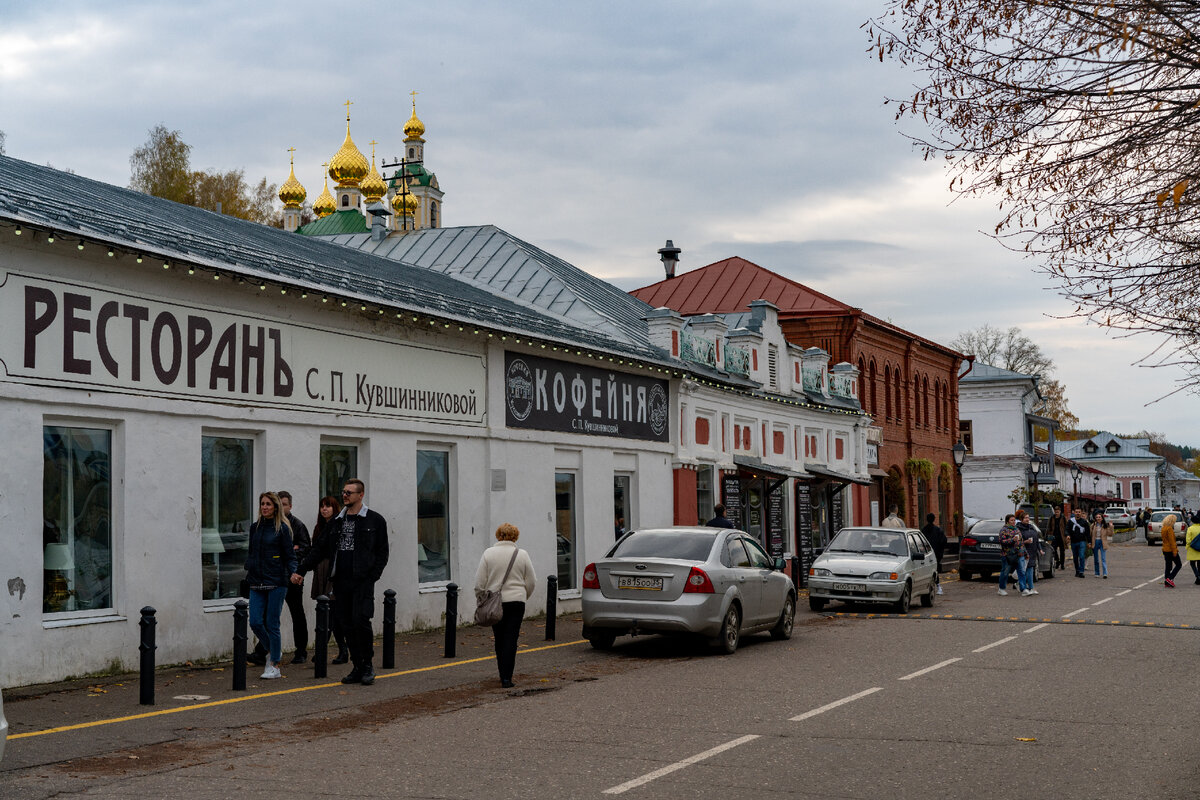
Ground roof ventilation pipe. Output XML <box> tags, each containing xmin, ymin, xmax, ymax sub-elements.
<box><xmin>658</xmin><ymin>239</ymin><xmax>681</xmax><ymax>280</ymax></box>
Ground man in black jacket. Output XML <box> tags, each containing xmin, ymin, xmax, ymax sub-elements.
<box><xmin>921</xmin><ymin>513</ymin><xmax>946</xmax><ymax>596</ymax></box>
<box><xmin>1067</xmin><ymin>507</ymin><xmax>1091</xmax><ymax>577</ymax></box>
<box><xmin>1047</xmin><ymin>506</ymin><xmax>1068</xmax><ymax>570</ymax></box>
<box><xmin>292</xmin><ymin>479</ymin><xmax>389</xmax><ymax>685</ymax></box>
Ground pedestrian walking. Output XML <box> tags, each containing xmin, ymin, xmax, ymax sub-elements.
<box><xmin>309</xmin><ymin>495</ymin><xmax>349</xmax><ymax>664</ymax></box>
<box><xmin>921</xmin><ymin>513</ymin><xmax>946</xmax><ymax>595</ymax></box>
<box><xmin>1135</xmin><ymin>508</ymin><xmax>1148</xmax><ymax>540</ymax></box>
<box><xmin>998</xmin><ymin>514</ymin><xmax>1028</xmax><ymax>596</ymax></box>
<box><xmin>249</xmin><ymin>491</ymin><xmax>311</xmax><ymax>667</ymax></box>
<box><xmin>1091</xmin><ymin>511</ymin><xmax>1113</xmax><ymax>578</ymax></box>
<box><xmin>1162</xmin><ymin>513</ymin><xmax>1182</xmax><ymax>587</ymax></box>
<box><xmin>1015</xmin><ymin>510</ymin><xmax>1040</xmax><ymax>595</ymax></box>
<box><xmin>474</xmin><ymin>523</ymin><xmax>537</xmax><ymax>688</ymax></box>
<box><xmin>1185</xmin><ymin>512</ymin><xmax>1200</xmax><ymax>585</ymax></box>
<box><xmin>881</xmin><ymin>505</ymin><xmax>905</xmax><ymax>529</ymax></box>
<box><xmin>245</xmin><ymin>491</ymin><xmax>296</xmax><ymax>680</ymax></box>
<box><xmin>292</xmin><ymin>479</ymin><xmax>389</xmax><ymax>686</ymax></box>
<box><xmin>1068</xmin><ymin>508</ymin><xmax>1090</xmax><ymax>578</ymax></box>
<box><xmin>1047</xmin><ymin>506</ymin><xmax>1068</xmax><ymax>570</ymax></box>
<box><xmin>705</xmin><ymin>504</ymin><xmax>736</xmax><ymax>529</ymax></box>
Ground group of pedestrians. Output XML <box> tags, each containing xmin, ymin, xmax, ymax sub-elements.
<box><xmin>243</xmin><ymin>478</ymin><xmax>536</xmax><ymax>689</ymax></box>
<box><xmin>996</xmin><ymin>506</ymin><xmax>1116</xmax><ymax>598</ymax></box>
<box><xmin>997</xmin><ymin>511</ymin><xmax>1042</xmax><ymax>596</ymax></box>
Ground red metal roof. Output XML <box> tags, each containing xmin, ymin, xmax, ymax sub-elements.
<box><xmin>630</xmin><ymin>257</ymin><xmax>850</xmax><ymax>315</ymax></box>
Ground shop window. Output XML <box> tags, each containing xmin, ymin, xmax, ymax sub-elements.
<box><xmin>319</xmin><ymin>443</ymin><xmax>358</xmax><ymax>502</ymax></box>
<box><xmin>696</xmin><ymin>466</ymin><xmax>715</xmax><ymax>526</ymax></box>
<box><xmin>201</xmin><ymin>436</ymin><xmax>254</xmax><ymax>601</ymax></box>
<box><xmin>417</xmin><ymin>449</ymin><xmax>452</xmax><ymax>583</ymax></box>
<box><xmin>43</xmin><ymin>426</ymin><xmax>113</xmax><ymax>613</ymax></box>
<box><xmin>614</xmin><ymin>474</ymin><xmax>632</xmax><ymax>538</ymax></box>
<box><xmin>555</xmin><ymin>472</ymin><xmax>578</xmax><ymax>591</ymax></box>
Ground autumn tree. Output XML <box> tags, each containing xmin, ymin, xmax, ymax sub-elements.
<box><xmin>953</xmin><ymin>324</ymin><xmax>1079</xmax><ymax>434</ymax></box>
<box><xmin>868</xmin><ymin>2</ymin><xmax>1200</xmax><ymax>388</ymax></box>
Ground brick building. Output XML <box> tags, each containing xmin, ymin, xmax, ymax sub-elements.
<box><xmin>633</xmin><ymin>256</ymin><xmax>969</xmax><ymax>538</ymax></box>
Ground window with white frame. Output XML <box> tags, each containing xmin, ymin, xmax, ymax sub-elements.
<box><xmin>417</xmin><ymin>449</ymin><xmax>452</xmax><ymax>583</ymax></box>
<box><xmin>201</xmin><ymin>435</ymin><xmax>254</xmax><ymax>601</ymax></box>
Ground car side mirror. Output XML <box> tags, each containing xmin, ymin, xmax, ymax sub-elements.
<box><xmin>773</xmin><ymin>557</ymin><xmax>786</xmax><ymax>571</ymax></box>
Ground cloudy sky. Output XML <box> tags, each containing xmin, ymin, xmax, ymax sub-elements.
<box><xmin>1</xmin><ymin>0</ymin><xmax>1193</xmax><ymax>444</ymax></box>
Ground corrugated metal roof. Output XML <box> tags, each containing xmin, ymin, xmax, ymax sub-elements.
<box><xmin>959</xmin><ymin>363</ymin><xmax>1036</xmax><ymax>382</ymax></box>
<box><xmin>631</xmin><ymin>256</ymin><xmax>850</xmax><ymax>315</ymax></box>
<box><xmin>297</xmin><ymin>209</ymin><xmax>369</xmax><ymax>236</ymax></box>
<box><xmin>0</xmin><ymin>155</ymin><xmax>666</xmax><ymax>362</ymax></box>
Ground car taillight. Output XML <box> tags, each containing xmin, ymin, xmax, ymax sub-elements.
<box><xmin>582</xmin><ymin>563</ymin><xmax>600</xmax><ymax>589</ymax></box>
<box><xmin>683</xmin><ymin>566</ymin><xmax>715</xmax><ymax>593</ymax></box>
<box><xmin>961</xmin><ymin>537</ymin><xmax>977</xmax><ymax>547</ymax></box>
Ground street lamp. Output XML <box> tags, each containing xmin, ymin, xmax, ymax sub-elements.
<box><xmin>952</xmin><ymin>442</ymin><xmax>966</xmax><ymax>473</ymax></box>
<box><xmin>1092</xmin><ymin>475</ymin><xmax>1100</xmax><ymax>510</ymax></box>
<box><xmin>1029</xmin><ymin>455</ymin><xmax>1042</xmax><ymax>481</ymax></box>
<box><xmin>1070</xmin><ymin>463</ymin><xmax>1082</xmax><ymax>510</ymax></box>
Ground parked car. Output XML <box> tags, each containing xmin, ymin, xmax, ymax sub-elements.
<box><xmin>1146</xmin><ymin>510</ymin><xmax>1178</xmax><ymax>545</ymax></box>
<box><xmin>1105</xmin><ymin>507</ymin><xmax>1132</xmax><ymax>529</ymax></box>
<box><xmin>806</xmin><ymin>527</ymin><xmax>938</xmax><ymax>613</ymax></box>
<box><xmin>581</xmin><ymin>527</ymin><xmax>796</xmax><ymax>654</ymax></box>
<box><xmin>959</xmin><ymin>519</ymin><xmax>1054</xmax><ymax>582</ymax></box>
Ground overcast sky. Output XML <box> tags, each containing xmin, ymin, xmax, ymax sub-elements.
<box><xmin>1</xmin><ymin>0</ymin><xmax>1194</xmax><ymax>445</ymax></box>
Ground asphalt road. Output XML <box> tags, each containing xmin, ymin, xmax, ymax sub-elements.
<box><xmin>3</xmin><ymin>542</ymin><xmax>1197</xmax><ymax>799</ymax></box>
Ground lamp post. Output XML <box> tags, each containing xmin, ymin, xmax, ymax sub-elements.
<box><xmin>951</xmin><ymin>442</ymin><xmax>967</xmax><ymax>536</ymax></box>
<box><xmin>1092</xmin><ymin>475</ymin><xmax>1100</xmax><ymax>513</ymax></box>
<box><xmin>1070</xmin><ymin>464</ymin><xmax>1082</xmax><ymax>514</ymax></box>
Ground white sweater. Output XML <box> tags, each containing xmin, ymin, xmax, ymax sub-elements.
<box><xmin>474</xmin><ymin>541</ymin><xmax>537</xmax><ymax>603</ymax></box>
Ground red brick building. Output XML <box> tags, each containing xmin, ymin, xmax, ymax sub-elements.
<box><xmin>633</xmin><ymin>257</ymin><xmax>969</xmax><ymax>537</ymax></box>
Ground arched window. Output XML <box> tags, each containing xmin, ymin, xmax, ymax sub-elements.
<box><xmin>913</xmin><ymin>374</ymin><xmax>922</xmax><ymax>427</ymax></box>
<box><xmin>408</xmin><ymin>147</ymin><xmax>415</xmax><ymax>158</ymax></box>
<box><xmin>884</xmin><ymin>365</ymin><xmax>893</xmax><ymax>419</ymax></box>
<box><xmin>934</xmin><ymin>380</ymin><xmax>942</xmax><ymax>429</ymax></box>
<box><xmin>857</xmin><ymin>357</ymin><xmax>866</xmax><ymax>407</ymax></box>
<box><xmin>341</xmin><ymin>194</ymin><xmax>349</xmax><ymax>208</ymax></box>
<box><xmin>869</xmin><ymin>360</ymin><xmax>877</xmax><ymax>416</ymax></box>
<box><xmin>894</xmin><ymin>367</ymin><xmax>903</xmax><ymax>421</ymax></box>
<box><xmin>430</xmin><ymin>201</ymin><xmax>439</xmax><ymax>228</ymax></box>
<box><xmin>922</xmin><ymin>376</ymin><xmax>930</xmax><ymax>429</ymax></box>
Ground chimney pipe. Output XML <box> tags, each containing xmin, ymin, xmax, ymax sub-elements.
<box><xmin>658</xmin><ymin>239</ymin><xmax>681</xmax><ymax>280</ymax></box>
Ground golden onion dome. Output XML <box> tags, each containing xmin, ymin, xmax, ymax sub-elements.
<box><xmin>328</xmin><ymin>116</ymin><xmax>370</xmax><ymax>188</ymax></box>
<box><xmin>312</xmin><ymin>171</ymin><xmax>336</xmax><ymax>218</ymax></box>
<box><xmin>403</xmin><ymin>97</ymin><xmax>425</xmax><ymax>141</ymax></box>
<box><xmin>360</xmin><ymin>150</ymin><xmax>388</xmax><ymax>204</ymax></box>
<box><xmin>391</xmin><ymin>187</ymin><xmax>419</xmax><ymax>216</ymax></box>
<box><xmin>277</xmin><ymin>150</ymin><xmax>307</xmax><ymax>208</ymax></box>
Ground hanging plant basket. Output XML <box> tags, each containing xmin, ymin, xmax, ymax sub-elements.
<box><xmin>938</xmin><ymin>462</ymin><xmax>954</xmax><ymax>492</ymax></box>
<box><xmin>905</xmin><ymin>458</ymin><xmax>936</xmax><ymax>484</ymax></box>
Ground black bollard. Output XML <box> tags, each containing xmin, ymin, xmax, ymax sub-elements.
<box><xmin>444</xmin><ymin>583</ymin><xmax>458</xmax><ymax>658</ymax></box>
<box><xmin>791</xmin><ymin>555</ymin><xmax>805</xmax><ymax>589</ymax></box>
<box><xmin>382</xmin><ymin>589</ymin><xmax>397</xmax><ymax>669</ymax></box>
<box><xmin>314</xmin><ymin>595</ymin><xmax>330</xmax><ymax>679</ymax></box>
<box><xmin>546</xmin><ymin>575</ymin><xmax>557</xmax><ymax>641</ymax></box>
<box><xmin>232</xmin><ymin>599</ymin><xmax>248</xmax><ymax>691</ymax></box>
<box><xmin>139</xmin><ymin>606</ymin><xmax>157</xmax><ymax>705</ymax></box>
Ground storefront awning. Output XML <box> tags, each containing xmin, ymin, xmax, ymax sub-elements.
<box><xmin>732</xmin><ymin>456</ymin><xmax>810</xmax><ymax>481</ymax></box>
<box><xmin>805</xmin><ymin>464</ymin><xmax>874</xmax><ymax>486</ymax></box>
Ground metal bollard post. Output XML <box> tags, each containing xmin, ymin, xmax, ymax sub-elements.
<box><xmin>382</xmin><ymin>589</ymin><xmax>397</xmax><ymax>669</ymax></box>
<box><xmin>314</xmin><ymin>595</ymin><xmax>330</xmax><ymax>679</ymax></box>
<box><xmin>139</xmin><ymin>606</ymin><xmax>157</xmax><ymax>705</ymax></box>
<box><xmin>232</xmin><ymin>599</ymin><xmax>248</xmax><ymax>691</ymax></box>
<box><xmin>791</xmin><ymin>555</ymin><xmax>805</xmax><ymax>589</ymax></box>
<box><xmin>545</xmin><ymin>575</ymin><xmax>557</xmax><ymax>641</ymax></box>
<box><xmin>444</xmin><ymin>583</ymin><xmax>458</xmax><ymax>658</ymax></box>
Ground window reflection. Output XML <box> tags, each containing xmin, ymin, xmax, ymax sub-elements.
<box><xmin>43</xmin><ymin>427</ymin><xmax>112</xmax><ymax>613</ymax></box>
<box><xmin>417</xmin><ymin>450</ymin><xmax>450</xmax><ymax>583</ymax></box>
<box><xmin>320</xmin><ymin>444</ymin><xmax>357</xmax><ymax>501</ymax></box>
<box><xmin>556</xmin><ymin>473</ymin><xmax>577</xmax><ymax>590</ymax></box>
<box><xmin>201</xmin><ymin>436</ymin><xmax>253</xmax><ymax>600</ymax></box>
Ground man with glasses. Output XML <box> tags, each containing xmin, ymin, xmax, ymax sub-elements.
<box><xmin>293</xmin><ymin>479</ymin><xmax>389</xmax><ymax>685</ymax></box>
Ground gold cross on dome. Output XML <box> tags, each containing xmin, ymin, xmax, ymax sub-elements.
<box><xmin>344</xmin><ymin>99</ymin><xmax>353</xmax><ymax>120</ymax></box>
<box><xmin>287</xmin><ymin>146</ymin><xmax>296</xmax><ymax>165</ymax></box>
<box><xmin>369</xmin><ymin>140</ymin><xmax>378</xmax><ymax>160</ymax></box>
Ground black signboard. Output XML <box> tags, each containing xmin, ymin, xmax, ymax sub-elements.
<box><xmin>831</xmin><ymin>487</ymin><xmax>844</xmax><ymax>535</ymax></box>
<box><xmin>767</xmin><ymin>487</ymin><xmax>785</xmax><ymax>558</ymax></box>
<box><xmin>795</xmin><ymin>483</ymin><xmax>815</xmax><ymax>581</ymax></box>
<box><xmin>504</xmin><ymin>352</ymin><xmax>670</xmax><ymax>442</ymax></box>
<box><xmin>722</xmin><ymin>474</ymin><xmax>742</xmax><ymax>527</ymax></box>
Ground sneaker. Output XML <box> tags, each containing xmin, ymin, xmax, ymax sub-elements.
<box><xmin>261</xmin><ymin>664</ymin><xmax>281</xmax><ymax>680</ymax></box>
<box><xmin>1166</xmin><ymin>578</ymin><xmax>1176</xmax><ymax>588</ymax></box>
<box><xmin>1103</xmin><ymin>575</ymin><xmax>1108</xmax><ymax>579</ymax></box>
<box><xmin>1020</xmin><ymin>589</ymin><xmax>1031</xmax><ymax>597</ymax></box>
<box><xmin>936</xmin><ymin>587</ymin><xmax>944</xmax><ymax>595</ymax></box>
<box><xmin>998</xmin><ymin>589</ymin><xmax>1008</xmax><ymax>596</ymax></box>
<box><xmin>1030</xmin><ymin>589</ymin><xmax>1039</xmax><ymax>595</ymax></box>
<box><xmin>341</xmin><ymin>668</ymin><xmax>364</xmax><ymax>684</ymax></box>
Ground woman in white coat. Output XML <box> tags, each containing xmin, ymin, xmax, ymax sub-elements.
<box><xmin>474</xmin><ymin>523</ymin><xmax>537</xmax><ymax>688</ymax></box>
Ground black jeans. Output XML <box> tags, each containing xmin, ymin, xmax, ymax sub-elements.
<box><xmin>491</xmin><ymin>601</ymin><xmax>525</xmax><ymax>683</ymax></box>
<box><xmin>333</xmin><ymin>579</ymin><xmax>376</xmax><ymax>670</ymax></box>
<box><xmin>254</xmin><ymin>582</ymin><xmax>309</xmax><ymax>657</ymax></box>
<box><xmin>1052</xmin><ymin>536</ymin><xmax>1066</xmax><ymax>568</ymax></box>
<box><xmin>1165</xmin><ymin>553</ymin><xmax>1183</xmax><ymax>582</ymax></box>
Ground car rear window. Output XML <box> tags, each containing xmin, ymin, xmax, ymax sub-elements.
<box><xmin>970</xmin><ymin>521</ymin><xmax>1004</xmax><ymax>535</ymax></box>
<box><xmin>610</xmin><ymin>531</ymin><xmax>717</xmax><ymax>561</ymax></box>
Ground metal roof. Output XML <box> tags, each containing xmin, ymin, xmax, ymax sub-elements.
<box><xmin>959</xmin><ymin>363</ymin><xmax>1037</xmax><ymax>382</ymax></box>
<box><xmin>297</xmin><ymin>209</ymin><xmax>369</xmax><ymax>236</ymax></box>
<box><xmin>1055</xmin><ymin>432</ymin><xmax>1159</xmax><ymax>461</ymax></box>
<box><xmin>0</xmin><ymin>155</ymin><xmax>666</xmax><ymax>362</ymax></box>
<box><xmin>632</xmin><ymin>256</ymin><xmax>848</xmax><ymax>315</ymax></box>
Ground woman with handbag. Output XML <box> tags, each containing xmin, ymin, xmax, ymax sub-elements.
<box><xmin>1091</xmin><ymin>511</ymin><xmax>1113</xmax><ymax>579</ymax></box>
<box><xmin>474</xmin><ymin>523</ymin><xmax>536</xmax><ymax>688</ymax></box>
<box><xmin>1162</xmin><ymin>513</ymin><xmax>1182</xmax><ymax>587</ymax></box>
<box><xmin>310</xmin><ymin>495</ymin><xmax>349</xmax><ymax>665</ymax></box>
<box><xmin>245</xmin><ymin>491</ymin><xmax>296</xmax><ymax>680</ymax></box>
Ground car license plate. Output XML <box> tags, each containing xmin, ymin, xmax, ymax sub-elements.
<box><xmin>979</xmin><ymin>543</ymin><xmax>1001</xmax><ymax>550</ymax></box>
<box><xmin>617</xmin><ymin>576</ymin><xmax>663</xmax><ymax>591</ymax></box>
<box><xmin>832</xmin><ymin>582</ymin><xmax>866</xmax><ymax>592</ymax></box>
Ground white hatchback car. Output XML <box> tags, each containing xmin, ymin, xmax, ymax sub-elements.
<box><xmin>807</xmin><ymin>526</ymin><xmax>939</xmax><ymax>613</ymax></box>
<box><xmin>0</xmin><ymin>689</ymin><xmax>7</xmax><ymax>762</ymax></box>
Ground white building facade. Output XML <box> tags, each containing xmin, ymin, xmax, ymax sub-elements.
<box><xmin>1055</xmin><ymin>433</ymin><xmax>1163</xmax><ymax>512</ymax></box>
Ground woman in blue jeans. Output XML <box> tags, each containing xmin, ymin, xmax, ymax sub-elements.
<box><xmin>245</xmin><ymin>492</ymin><xmax>296</xmax><ymax>680</ymax></box>
<box><xmin>1091</xmin><ymin>511</ymin><xmax>1113</xmax><ymax>578</ymax></box>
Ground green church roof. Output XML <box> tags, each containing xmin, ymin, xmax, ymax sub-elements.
<box><xmin>297</xmin><ymin>209</ymin><xmax>369</xmax><ymax>236</ymax></box>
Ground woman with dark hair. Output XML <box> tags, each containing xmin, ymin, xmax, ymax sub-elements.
<box><xmin>310</xmin><ymin>495</ymin><xmax>349</xmax><ymax>664</ymax></box>
<box><xmin>1091</xmin><ymin>511</ymin><xmax>1113</xmax><ymax>579</ymax></box>
<box><xmin>245</xmin><ymin>492</ymin><xmax>296</xmax><ymax>680</ymax></box>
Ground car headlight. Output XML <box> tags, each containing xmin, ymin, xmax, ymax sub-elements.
<box><xmin>809</xmin><ymin>567</ymin><xmax>833</xmax><ymax>577</ymax></box>
<box><xmin>869</xmin><ymin>571</ymin><xmax>899</xmax><ymax>580</ymax></box>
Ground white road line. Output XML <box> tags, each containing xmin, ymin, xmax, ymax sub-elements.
<box><xmin>1093</xmin><ymin>597</ymin><xmax>1113</xmax><ymax>606</ymax></box>
<box><xmin>602</xmin><ymin>734</ymin><xmax>761</xmax><ymax>795</ymax></box>
<box><xmin>899</xmin><ymin>658</ymin><xmax>961</xmax><ymax>681</ymax></box>
<box><xmin>1116</xmin><ymin>589</ymin><xmax>1132</xmax><ymax>596</ymax></box>
<box><xmin>788</xmin><ymin>687</ymin><xmax>884</xmax><ymax>722</ymax></box>
<box><xmin>1022</xmin><ymin>623</ymin><xmax>1049</xmax><ymax>633</ymax></box>
<box><xmin>973</xmin><ymin>636</ymin><xmax>1018</xmax><ymax>653</ymax></box>
<box><xmin>1062</xmin><ymin>608</ymin><xmax>1089</xmax><ymax>618</ymax></box>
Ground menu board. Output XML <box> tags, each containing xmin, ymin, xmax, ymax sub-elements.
<box><xmin>767</xmin><ymin>488</ymin><xmax>785</xmax><ymax>558</ymax></box>
<box><xmin>831</xmin><ymin>488</ymin><xmax>844</xmax><ymax>535</ymax></box>
<box><xmin>795</xmin><ymin>483</ymin><xmax>815</xmax><ymax>585</ymax></box>
<box><xmin>721</xmin><ymin>474</ymin><xmax>742</xmax><ymax>528</ymax></box>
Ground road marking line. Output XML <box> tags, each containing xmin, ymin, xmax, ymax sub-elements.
<box><xmin>8</xmin><ymin>639</ymin><xmax>588</xmax><ymax>741</ymax></box>
<box><xmin>1116</xmin><ymin>590</ymin><xmax>1132</xmax><ymax>596</ymax></box>
<box><xmin>1062</xmin><ymin>608</ymin><xmax>1089</xmax><ymax>618</ymax></box>
<box><xmin>1023</xmin><ymin>623</ymin><xmax>1049</xmax><ymax>634</ymax></box>
<box><xmin>973</xmin><ymin>636</ymin><xmax>1018</xmax><ymax>653</ymax></box>
<box><xmin>789</xmin><ymin>687</ymin><xmax>884</xmax><ymax>722</ymax></box>
<box><xmin>1093</xmin><ymin>597</ymin><xmax>1113</xmax><ymax>606</ymax></box>
<box><xmin>1135</xmin><ymin>581</ymin><xmax>1151</xmax><ymax>589</ymax></box>
<box><xmin>602</xmin><ymin>734</ymin><xmax>761</xmax><ymax>795</ymax></box>
<box><xmin>899</xmin><ymin>658</ymin><xmax>961</xmax><ymax>681</ymax></box>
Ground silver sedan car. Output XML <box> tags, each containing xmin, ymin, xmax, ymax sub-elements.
<box><xmin>807</xmin><ymin>527</ymin><xmax>939</xmax><ymax>613</ymax></box>
<box><xmin>581</xmin><ymin>527</ymin><xmax>797</xmax><ymax>654</ymax></box>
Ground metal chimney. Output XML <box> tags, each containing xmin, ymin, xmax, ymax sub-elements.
<box><xmin>658</xmin><ymin>239</ymin><xmax>681</xmax><ymax>280</ymax></box>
